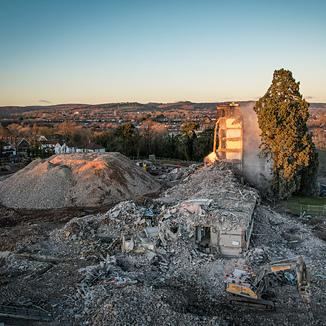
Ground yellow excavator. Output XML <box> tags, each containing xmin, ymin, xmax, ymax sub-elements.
<box><xmin>224</xmin><ymin>256</ymin><xmax>311</xmax><ymax>311</ymax></box>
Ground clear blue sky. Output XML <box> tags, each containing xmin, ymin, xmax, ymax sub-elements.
<box><xmin>0</xmin><ymin>0</ymin><xmax>325</xmax><ymax>106</ymax></box>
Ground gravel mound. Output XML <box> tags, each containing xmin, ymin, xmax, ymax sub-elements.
<box><xmin>0</xmin><ymin>152</ymin><xmax>160</xmax><ymax>209</ymax></box>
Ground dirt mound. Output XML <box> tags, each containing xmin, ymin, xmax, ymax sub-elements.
<box><xmin>0</xmin><ymin>152</ymin><xmax>160</xmax><ymax>209</ymax></box>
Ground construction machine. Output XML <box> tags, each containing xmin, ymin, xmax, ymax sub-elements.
<box><xmin>224</xmin><ymin>256</ymin><xmax>311</xmax><ymax>311</ymax></box>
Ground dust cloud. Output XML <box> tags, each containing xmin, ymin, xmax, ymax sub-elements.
<box><xmin>241</xmin><ymin>102</ymin><xmax>271</xmax><ymax>193</ymax></box>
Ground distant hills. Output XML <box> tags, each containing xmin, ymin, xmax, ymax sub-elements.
<box><xmin>0</xmin><ymin>101</ymin><xmax>230</xmax><ymax>119</ymax></box>
<box><xmin>0</xmin><ymin>100</ymin><xmax>325</xmax><ymax>119</ymax></box>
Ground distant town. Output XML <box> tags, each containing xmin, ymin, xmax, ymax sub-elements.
<box><xmin>0</xmin><ymin>101</ymin><xmax>224</xmax><ymax>133</ymax></box>
<box><xmin>1</xmin><ymin>101</ymin><xmax>326</xmax><ymax>165</ymax></box>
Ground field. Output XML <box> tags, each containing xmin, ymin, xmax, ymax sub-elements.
<box><xmin>281</xmin><ymin>196</ymin><xmax>326</xmax><ymax>215</ymax></box>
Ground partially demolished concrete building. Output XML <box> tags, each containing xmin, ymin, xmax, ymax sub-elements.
<box><xmin>216</xmin><ymin>102</ymin><xmax>243</xmax><ymax>169</ymax></box>
<box><xmin>205</xmin><ymin>102</ymin><xmax>271</xmax><ymax>193</ymax></box>
<box><xmin>157</xmin><ymin>164</ymin><xmax>259</xmax><ymax>257</ymax></box>
<box><xmin>178</xmin><ymin>194</ymin><xmax>256</xmax><ymax>257</ymax></box>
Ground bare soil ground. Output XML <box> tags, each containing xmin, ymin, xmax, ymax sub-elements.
<box><xmin>0</xmin><ymin>204</ymin><xmax>115</xmax><ymax>251</ymax></box>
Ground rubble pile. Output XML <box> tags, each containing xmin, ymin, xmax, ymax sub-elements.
<box><xmin>160</xmin><ymin>163</ymin><xmax>249</xmax><ymax>199</ymax></box>
<box><xmin>51</xmin><ymin>200</ymin><xmax>161</xmax><ymax>260</ymax></box>
<box><xmin>0</xmin><ymin>162</ymin><xmax>325</xmax><ymax>325</ymax></box>
<box><xmin>157</xmin><ymin>163</ymin><xmax>259</xmax><ymax>226</ymax></box>
<box><xmin>0</xmin><ymin>152</ymin><xmax>160</xmax><ymax>209</ymax></box>
<box><xmin>154</xmin><ymin>165</ymin><xmax>198</xmax><ymax>187</ymax></box>
<box><xmin>152</xmin><ymin>163</ymin><xmax>259</xmax><ymax>257</ymax></box>
<box><xmin>64</xmin><ymin>254</ymin><xmax>230</xmax><ymax>326</ymax></box>
<box><xmin>250</xmin><ymin>206</ymin><xmax>326</xmax><ymax>268</ymax></box>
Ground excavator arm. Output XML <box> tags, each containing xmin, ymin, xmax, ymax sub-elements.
<box><xmin>254</xmin><ymin>256</ymin><xmax>311</xmax><ymax>308</ymax></box>
<box><xmin>225</xmin><ymin>256</ymin><xmax>311</xmax><ymax>311</ymax></box>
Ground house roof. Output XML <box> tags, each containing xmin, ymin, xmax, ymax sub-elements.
<box><xmin>17</xmin><ymin>138</ymin><xmax>30</xmax><ymax>146</ymax></box>
<box><xmin>40</xmin><ymin>140</ymin><xmax>57</xmax><ymax>145</ymax></box>
<box><xmin>85</xmin><ymin>142</ymin><xmax>105</xmax><ymax>150</ymax></box>
<box><xmin>49</xmin><ymin>134</ymin><xmax>64</xmax><ymax>140</ymax></box>
<box><xmin>2</xmin><ymin>137</ymin><xmax>29</xmax><ymax>146</ymax></box>
<box><xmin>56</xmin><ymin>140</ymin><xmax>65</xmax><ymax>146</ymax></box>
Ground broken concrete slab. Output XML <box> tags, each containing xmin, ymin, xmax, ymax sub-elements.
<box><xmin>144</xmin><ymin>227</ymin><xmax>158</xmax><ymax>238</ymax></box>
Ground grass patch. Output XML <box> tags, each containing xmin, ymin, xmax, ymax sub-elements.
<box><xmin>286</xmin><ymin>196</ymin><xmax>326</xmax><ymax>206</ymax></box>
<box><xmin>281</xmin><ymin>196</ymin><xmax>326</xmax><ymax>215</ymax></box>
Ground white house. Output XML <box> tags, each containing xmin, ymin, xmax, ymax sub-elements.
<box><xmin>55</xmin><ymin>141</ymin><xmax>76</xmax><ymax>154</ymax></box>
<box><xmin>1</xmin><ymin>141</ymin><xmax>16</xmax><ymax>156</ymax></box>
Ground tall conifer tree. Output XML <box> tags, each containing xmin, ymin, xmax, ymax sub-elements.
<box><xmin>254</xmin><ymin>69</ymin><xmax>318</xmax><ymax>198</ymax></box>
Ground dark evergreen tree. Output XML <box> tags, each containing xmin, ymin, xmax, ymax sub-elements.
<box><xmin>163</xmin><ymin>134</ymin><xmax>181</xmax><ymax>159</ymax></box>
<box><xmin>254</xmin><ymin>69</ymin><xmax>318</xmax><ymax>198</ymax></box>
<box><xmin>180</xmin><ymin>122</ymin><xmax>199</xmax><ymax>161</ymax></box>
<box><xmin>193</xmin><ymin>128</ymin><xmax>214</xmax><ymax>161</ymax></box>
<box><xmin>115</xmin><ymin>123</ymin><xmax>140</xmax><ymax>157</ymax></box>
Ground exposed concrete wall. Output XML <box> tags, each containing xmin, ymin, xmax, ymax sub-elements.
<box><xmin>226</xmin><ymin>119</ymin><xmax>241</xmax><ymax>129</ymax></box>
<box><xmin>227</xmin><ymin>140</ymin><xmax>242</xmax><ymax>149</ymax></box>
<box><xmin>226</xmin><ymin>152</ymin><xmax>242</xmax><ymax>161</ymax></box>
<box><xmin>210</xmin><ymin>228</ymin><xmax>218</xmax><ymax>245</ymax></box>
<box><xmin>227</xmin><ymin>129</ymin><xmax>241</xmax><ymax>138</ymax></box>
<box><xmin>220</xmin><ymin>231</ymin><xmax>243</xmax><ymax>256</ymax></box>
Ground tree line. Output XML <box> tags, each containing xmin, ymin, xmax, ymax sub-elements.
<box><xmin>0</xmin><ymin>120</ymin><xmax>214</xmax><ymax>162</ymax></box>
<box><xmin>94</xmin><ymin>121</ymin><xmax>214</xmax><ymax>161</ymax></box>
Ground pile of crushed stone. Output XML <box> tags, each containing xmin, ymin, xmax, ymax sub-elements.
<box><xmin>0</xmin><ymin>152</ymin><xmax>160</xmax><ymax>209</ymax></box>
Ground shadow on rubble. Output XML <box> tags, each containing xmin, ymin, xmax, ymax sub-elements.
<box><xmin>0</xmin><ymin>192</ymin><xmax>162</xmax><ymax>229</ymax></box>
<box><xmin>307</xmin><ymin>216</ymin><xmax>326</xmax><ymax>241</ymax></box>
<box><xmin>0</xmin><ymin>204</ymin><xmax>117</xmax><ymax>228</ymax></box>
<box><xmin>155</xmin><ymin>275</ymin><xmax>232</xmax><ymax>317</ymax></box>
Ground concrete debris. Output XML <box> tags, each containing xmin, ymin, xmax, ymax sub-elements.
<box><xmin>0</xmin><ymin>162</ymin><xmax>325</xmax><ymax>326</ymax></box>
<box><xmin>154</xmin><ymin>165</ymin><xmax>199</xmax><ymax>187</ymax></box>
<box><xmin>144</xmin><ymin>227</ymin><xmax>159</xmax><ymax>238</ymax></box>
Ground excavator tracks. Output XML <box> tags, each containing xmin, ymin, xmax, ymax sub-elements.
<box><xmin>230</xmin><ymin>297</ymin><xmax>274</xmax><ymax>311</ymax></box>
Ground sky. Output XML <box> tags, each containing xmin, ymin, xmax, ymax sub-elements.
<box><xmin>0</xmin><ymin>0</ymin><xmax>325</xmax><ymax>106</ymax></box>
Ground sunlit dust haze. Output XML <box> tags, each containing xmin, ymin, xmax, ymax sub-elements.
<box><xmin>241</xmin><ymin>102</ymin><xmax>272</xmax><ymax>191</ymax></box>
<box><xmin>0</xmin><ymin>0</ymin><xmax>325</xmax><ymax>106</ymax></box>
